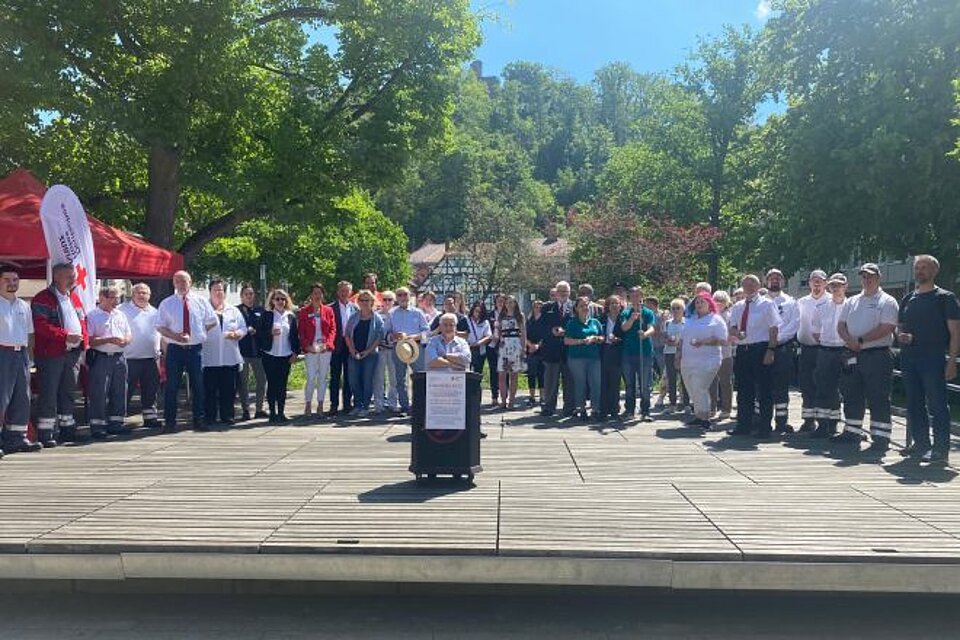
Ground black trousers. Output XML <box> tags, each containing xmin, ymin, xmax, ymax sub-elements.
<box><xmin>797</xmin><ymin>343</ymin><xmax>819</xmax><ymax>422</ymax></box>
<box><xmin>771</xmin><ymin>342</ymin><xmax>796</xmax><ymax>426</ymax></box>
<box><xmin>262</xmin><ymin>353</ymin><xmax>292</xmax><ymax>416</ymax></box>
<box><xmin>470</xmin><ymin>347</ymin><xmax>486</xmax><ymax>375</ymax></box>
<box><xmin>734</xmin><ymin>343</ymin><xmax>773</xmax><ymax>434</ymax></box>
<box><xmin>329</xmin><ymin>348</ymin><xmax>352</xmax><ymax>412</ymax></box>
<box><xmin>203</xmin><ymin>365</ymin><xmax>238</xmax><ymax>423</ymax></box>
<box><xmin>127</xmin><ymin>357</ymin><xmax>161</xmax><ymax>421</ymax></box>
<box><xmin>814</xmin><ymin>346</ymin><xmax>844</xmax><ymax>429</ymax></box>
<box><xmin>600</xmin><ymin>348</ymin><xmax>623</xmax><ymax>417</ymax></box>
<box><xmin>526</xmin><ymin>354</ymin><xmax>544</xmax><ymax>392</ymax></box>
<box><xmin>485</xmin><ymin>345</ymin><xmax>500</xmax><ymax>398</ymax></box>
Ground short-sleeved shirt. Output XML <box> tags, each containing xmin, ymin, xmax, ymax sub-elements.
<box><xmin>425</xmin><ymin>334</ymin><xmax>471</xmax><ymax>369</ymax></box>
<box><xmin>119</xmin><ymin>302</ymin><xmax>161</xmax><ymax>359</ymax></box>
<box><xmin>797</xmin><ymin>293</ymin><xmax>830</xmax><ymax>346</ymax></box>
<box><xmin>812</xmin><ymin>298</ymin><xmax>847</xmax><ymax>347</ymax></box>
<box><xmin>156</xmin><ymin>293</ymin><xmax>217</xmax><ymax>345</ymax></box>
<box><xmin>564</xmin><ymin>317</ymin><xmax>601</xmax><ymax>360</ymax></box>
<box><xmin>768</xmin><ymin>292</ymin><xmax>800</xmax><ymax>343</ymax></box>
<box><xmin>898</xmin><ymin>287</ymin><xmax>960</xmax><ymax>352</ymax></box>
<box><xmin>619</xmin><ymin>305</ymin><xmax>656</xmax><ymax>356</ymax></box>
<box><xmin>0</xmin><ymin>296</ymin><xmax>33</xmax><ymax>347</ymax></box>
<box><xmin>838</xmin><ymin>288</ymin><xmax>899</xmax><ymax>349</ymax></box>
<box><xmin>679</xmin><ymin>313</ymin><xmax>728</xmax><ymax>370</ymax></box>
<box><xmin>87</xmin><ymin>307</ymin><xmax>131</xmax><ymax>354</ymax></box>
<box><xmin>663</xmin><ymin>318</ymin><xmax>683</xmax><ymax>354</ymax></box>
<box><xmin>729</xmin><ymin>294</ymin><xmax>781</xmax><ymax>345</ymax></box>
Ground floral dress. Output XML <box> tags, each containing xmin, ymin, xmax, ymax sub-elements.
<box><xmin>496</xmin><ymin>315</ymin><xmax>525</xmax><ymax>373</ymax></box>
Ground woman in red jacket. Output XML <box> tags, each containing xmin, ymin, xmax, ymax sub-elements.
<box><xmin>298</xmin><ymin>283</ymin><xmax>336</xmax><ymax>419</ymax></box>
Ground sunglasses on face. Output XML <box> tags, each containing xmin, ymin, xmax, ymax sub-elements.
<box><xmin>274</xmin><ymin>297</ymin><xmax>286</xmax><ymax>303</ymax></box>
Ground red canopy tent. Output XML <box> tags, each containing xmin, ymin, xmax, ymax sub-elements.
<box><xmin>0</xmin><ymin>169</ymin><xmax>183</xmax><ymax>278</ymax></box>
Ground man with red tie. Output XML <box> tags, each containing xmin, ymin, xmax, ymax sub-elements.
<box><xmin>155</xmin><ymin>270</ymin><xmax>217</xmax><ymax>432</ymax></box>
<box><xmin>727</xmin><ymin>274</ymin><xmax>781</xmax><ymax>439</ymax></box>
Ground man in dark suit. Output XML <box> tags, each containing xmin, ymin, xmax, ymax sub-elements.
<box><xmin>328</xmin><ymin>280</ymin><xmax>358</xmax><ymax>416</ymax></box>
<box><xmin>540</xmin><ymin>280</ymin><xmax>575</xmax><ymax>416</ymax></box>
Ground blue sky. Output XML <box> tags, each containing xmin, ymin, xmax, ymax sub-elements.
<box><xmin>473</xmin><ymin>0</ymin><xmax>773</xmax><ymax>82</ymax></box>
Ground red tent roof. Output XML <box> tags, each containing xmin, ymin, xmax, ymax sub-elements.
<box><xmin>0</xmin><ymin>169</ymin><xmax>184</xmax><ymax>279</ymax></box>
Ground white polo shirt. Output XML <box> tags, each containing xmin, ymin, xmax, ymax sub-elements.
<box><xmin>119</xmin><ymin>301</ymin><xmax>161</xmax><ymax>359</ymax></box>
<box><xmin>0</xmin><ymin>296</ymin><xmax>33</xmax><ymax>347</ymax></box>
<box><xmin>87</xmin><ymin>307</ymin><xmax>132</xmax><ymax>354</ymax></box>
<box><xmin>729</xmin><ymin>294</ymin><xmax>781</xmax><ymax>345</ymax></box>
<box><xmin>797</xmin><ymin>292</ymin><xmax>830</xmax><ymax>346</ymax></box>
<box><xmin>155</xmin><ymin>293</ymin><xmax>217</xmax><ymax>346</ymax></box>
<box><xmin>839</xmin><ymin>288</ymin><xmax>899</xmax><ymax>349</ymax></box>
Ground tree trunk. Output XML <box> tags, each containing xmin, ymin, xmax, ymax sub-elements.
<box><xmin>144</xmin><ymin>143</ymin><xmax>181</xmax><ymax>304</ymax></box>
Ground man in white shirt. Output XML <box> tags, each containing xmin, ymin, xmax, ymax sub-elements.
<box><xmin>155</xmin><ymin>270</ymin><xmax>217</xmax><ymax>431</ymax></box>
<box><xmin>832</xmin><ymin>263</ymin><xmax>899</xmax><ymax>454</ymax></box>
<box><xmin>765</xmin><ymin>268</ymin><xmax>801</xmax><ymax>434</ymax></box>
<box><xmin>120</xmin><ymin>283</ymin><xmax>162</xmax><ymax>429</ymax></box>
<box><xmin>86</xmin><ymin>286</ymin><xmax>132</xmax><ymax>438</ymax></box>
<box><xmin>389</xmin><ymin>286</ymin><xmax>429</xmax><ymax>414</ymax></box>
<box><xmin>796</xmin><ymin>269</ymin><xmax>830</xmax><ymax>432</ymax></box>
<box><xmin>727</xmin><ymin>274</ymin><xmax>781</xmax><ymax>438</ymax></box>
<box><xmin>0</xmin><ymin>263</ymin><xmax>41</xmax><ymax>454</ymax></box>
<box><xmin>810</xmin><ymin>273</ymin><xmax>848</xmax><ymax>438</ymax></box>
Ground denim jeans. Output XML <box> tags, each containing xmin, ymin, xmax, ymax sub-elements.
<box><xmin>392</xmin><ymin>350</ymin><xmax>415</xmax><ymax>411</ymax></box>
<box><xmin>901</xmin><ymin>348</ymin><xmax>951</xmax><ymax>452</ymax></box>
<box><xmin>622</xmin><ymin>352</ymin><xmax>653</xmax><ymax>415</ymax></box>
<box><xmin>348</xmin><ymin>353</ymin><xmax>378</xmax><ymax>411</ymax></box>
<box><xmin>568</xmin><ymin>356</ymin><xmax>601</xmax><ymax>414</ymax></box>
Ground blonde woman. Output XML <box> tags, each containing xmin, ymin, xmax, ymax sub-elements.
<box><xmin>256</xmin><ymin>289</ymin><xmax>300</xmax><ymax>423</ymax></box>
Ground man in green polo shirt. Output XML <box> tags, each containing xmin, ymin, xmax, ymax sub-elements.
<box><xmin>619</xmin><ymin>286</ymin><xmax>657</xmax><ymax>421</ymax></box>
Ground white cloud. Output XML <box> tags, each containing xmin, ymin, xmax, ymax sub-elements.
<box><xmin>755</xmin><ymin>0</ymin><xmax>772</xmax><ymax>21</ymax></box>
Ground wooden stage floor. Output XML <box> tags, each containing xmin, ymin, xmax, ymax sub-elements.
<box><xmin>1</xmin><ymin>392</ymin><xmax>959</xmax><ymax>592</ymax></box>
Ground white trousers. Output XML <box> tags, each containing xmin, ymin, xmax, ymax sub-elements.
<box><xmin>374</xmin><ymin>349</ymin><xmax>398</xmax><ymax>410</ymax></box>
<box><xmin>681</xmin><ymin>363</ymin><xmax>721</xmax><ymax>420</ymax></box>
<box><xmin>304</xmin><ymin>351</ymin><xmax>332</xmax><ymax>407</ymax></box>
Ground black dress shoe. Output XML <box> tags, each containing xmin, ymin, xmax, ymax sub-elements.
<box><xmin>107</xmin><ymin>423</ymin><xmax>127</xmax><ymax>435</ymax></box>
<box><xmin>276</xmin><ymin>414</ymin><xmax>291</xmax><ymax>424</ymax></box>
<box><xmin>325</xmin><ymin>409</ymin><xmax>339</xmax><ymax>418</ymax></box>
<box><xmin>90</xmin><ymin>430</ymin><xmax>109</xmax><ymax>441</ymax></box>
<box><xmin>143</xmin><ymin>419</ymin><xmax>162</xmax><ymax>430</ymax></box>
<box><xmin>3</xmin><ymin>436</ymin><xmax>42</xmax><ymax>453</ymax></box>
<box><xmin>865</xmin><ymin>438</ymin><xmax>889</xmax><ymax>454</ymax></box>
<box><xmin>752</xmin><ymin>430</ymin><xmax>772</xmax><ymax>440</ymax></box>
<box><xmin>540</xmin><ymin>409</ymin><xmax>555</xmax><ymax>417</ymax></box>
<box><xmin>774</xmin><ymin>423</ymin><xmax>794</xmax><ymax>434</ymax></box>
<box><xmin>241</xmin><ymin>411</ymin><xmax>251</xmax><ymax>422</ymax></box>
<box><xmin>726</xmin><ymin>427</ymin><xmax>751</xmax><ymax>436</ymax></box>
<box><xmin>221</xmin><ymin>418</ymin><xmax>235</xmax><ymax>426</ymax></box>
<box><xmin>798</xmin><ymin>419</ymin><xmax>816</xmax><ymax>433</ymax></box>
<box><xmin>254</xmin><ymin>410</ymin><xmax>269</xmax><ymax>419</ymax></box>
<box><xmin>641</xmin><ymin>413</ymin><xmax>654</xmax><ymax>423</ymax></box>
<box><xmin>37</xmin><ymin>432</ymin><xmax>58</xmax><ymax>448</ymax></box>
<box><xmin>162</xmin><ymin>422</ymin><xmax>178</xmax><ymax>434</ymax></box>
<box><xmin>193</xmin><ymin>423</ymin><xmax>211</xmax><ymax>432</ymax></box>
<box><xmin>830</xmin><ymin>431</ymin><xmax>862</xmax><ymax>444</ymax></box>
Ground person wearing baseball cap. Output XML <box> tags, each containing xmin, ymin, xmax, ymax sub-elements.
<box><xmin>832</xmin><ymin>262</ymin><xmax>899</xmax><ymax>454</ymax></box>
<box><xmin>764</xmin><ymin>268</ymin><xmax>801</xmax><ymax>434</ymax></box>
<box><xmin>810</xmin><ymin>272</ymin><xmax>849</xmax><ymax>438</ymax></box>
<box><xmin>796</xmin><ymin>269</ymin><xmax>830</xmax><ymax>432</ymax></box>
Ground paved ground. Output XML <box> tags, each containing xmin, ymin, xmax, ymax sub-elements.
<box><xmin>1</xmin><ymin>391</ymin><xmax>958</xmax><ymax>567</ymax></box>
<box><xmin>2</xmin><ymin>591</ymin><xmax>960</xmax><ymax>639</ymax></box>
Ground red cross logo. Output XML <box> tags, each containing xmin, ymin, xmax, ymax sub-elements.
<box><xmin>75</xmin><ymin>263</ymin><xmax>88</xmax><ymax>290</ymax></box>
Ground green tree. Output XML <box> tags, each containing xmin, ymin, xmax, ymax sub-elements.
<box><xmin>1</xmin><ymin>0</ymin><xmax>479</xmax><ymax>270</ymax></box>
<box><xmin>762</xmin><ymin>0</ymin><xmax>960</xmax><ymax>285</ymax></box>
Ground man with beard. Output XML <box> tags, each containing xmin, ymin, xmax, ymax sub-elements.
<box><xmin>0</xmin><ymin>263</ymin><xmax>41</xmax><ymax>454</ymax></box>
<box><xmin>765</xmin><ymin>269</ymin><xmax>800</xmax><ymax>434</ymax></box>
<box><xmin>796</xmin><ymin>270</ymin><xmax>830</xmax><ymax>432</ymax></box>
<box><xmin>897</xmin><ymin>255</ymin><xmax>960</xmax><ymax>464</ymax></box>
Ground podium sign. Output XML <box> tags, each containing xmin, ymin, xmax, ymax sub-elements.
<box><xmin>425</xmin><ymin>371</ymin><xmax>466</xmax><ymax>430</ymax></box>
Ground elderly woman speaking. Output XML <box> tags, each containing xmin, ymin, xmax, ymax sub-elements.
<box><xmin>677</xmin><ymin>293</ymin><xmax>728</xmax><ymax>429</ymax></box>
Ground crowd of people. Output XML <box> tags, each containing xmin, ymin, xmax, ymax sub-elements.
<box><xmin>0</xmin><ymin>256</ymin><xmax>957</xmax><ymax>464</ymax></box>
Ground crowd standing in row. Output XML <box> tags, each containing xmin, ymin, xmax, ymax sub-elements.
<box><xmin>0</xmin><ymin>257</ymin><xmax>956</xmax><ymax>463</ymax></box>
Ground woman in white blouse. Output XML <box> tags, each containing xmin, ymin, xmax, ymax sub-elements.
<box><xmin>201</xmin><ymin>279</ymin><xmax>247</xmax><ymax>427</ymax></box>
<box><xmin>677</xmin><ymin>293</ymin><xmax>729</xmax><ymax>429</ymax></box>
<box><xmin>256</xmin><ymin>288</ymin><xmax>300</xmax><ymax>423</ymax></box>
<box><xmin>710</xmin><ymin>290</ymin><xmax>734</xmax><ymax>421</ymax></box>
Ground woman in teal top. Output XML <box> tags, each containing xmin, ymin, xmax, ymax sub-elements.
<box><xmin>563</xmin><ymin>296</ymin><xmax>603</xmax><ymax>421</ymax></box>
